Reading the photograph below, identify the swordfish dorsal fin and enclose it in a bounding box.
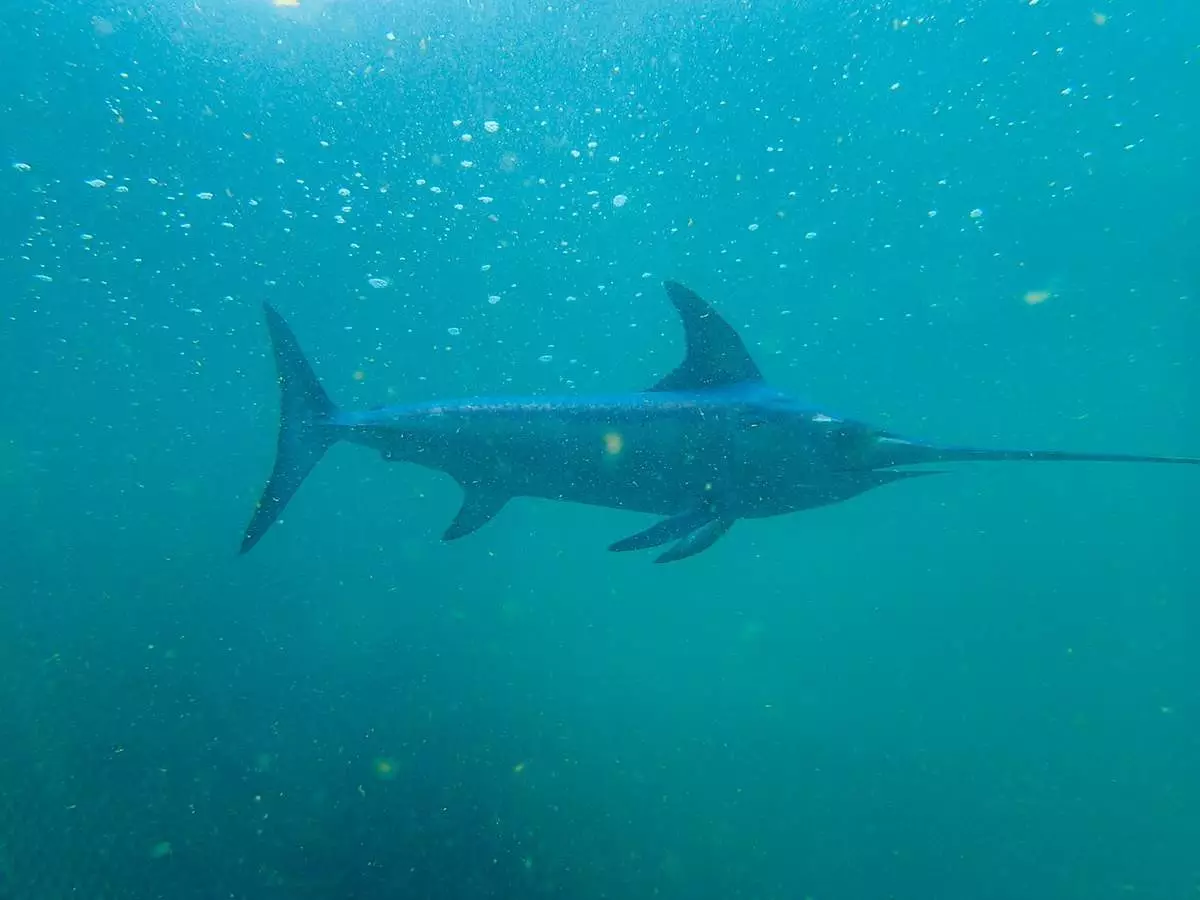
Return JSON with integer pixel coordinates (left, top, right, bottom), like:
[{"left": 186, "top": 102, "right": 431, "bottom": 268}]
[{"left": 646, "top": 281, "right": 764, "bottom": 392}]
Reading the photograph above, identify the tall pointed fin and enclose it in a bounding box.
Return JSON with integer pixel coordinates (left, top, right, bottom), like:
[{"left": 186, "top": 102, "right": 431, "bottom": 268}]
[
  {"left": 443, "top": 483, "right": 510, "bottom": 541},
  {"left": 647, "top": 281, "right": 763, "bottom": 392},
  {"left": 240, "top": 304, "right": 340, "bottom": 554}
]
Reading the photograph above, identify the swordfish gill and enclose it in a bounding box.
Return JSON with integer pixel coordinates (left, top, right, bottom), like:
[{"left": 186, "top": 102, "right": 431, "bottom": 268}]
[{"left": 240, "top": 281, "right": 1198, "bottom": 563}]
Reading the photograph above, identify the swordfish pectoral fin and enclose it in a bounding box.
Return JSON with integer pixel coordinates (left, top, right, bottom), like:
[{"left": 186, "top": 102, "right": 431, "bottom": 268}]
[
  {"left": 655, "top": 517, "right": 735, "bottom": 565},
  {"left": 442, "top": 483, "right": 511, "bottom": 541},
  {"left": 608, "top": 507, "right": 713, "bottom": 553}
]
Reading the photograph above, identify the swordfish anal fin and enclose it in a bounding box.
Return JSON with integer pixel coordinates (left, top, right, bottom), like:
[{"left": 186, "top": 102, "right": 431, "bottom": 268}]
[
  {"left": 443, "top": 483, "right": 511, "bottom": 541},
  {"left": 646, "top": 281, "right": 764, "bottom": 392}
]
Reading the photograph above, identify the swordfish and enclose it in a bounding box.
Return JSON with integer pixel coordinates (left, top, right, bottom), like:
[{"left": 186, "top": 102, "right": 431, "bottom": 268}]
[{"left": 240, "top": 281, "right": 1198, "bottom": 562}]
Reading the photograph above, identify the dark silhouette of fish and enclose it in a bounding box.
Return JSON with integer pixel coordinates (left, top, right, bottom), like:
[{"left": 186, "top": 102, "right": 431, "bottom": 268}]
[{"left": 241, "top": 281, "right": 1198, "bottom": 562}]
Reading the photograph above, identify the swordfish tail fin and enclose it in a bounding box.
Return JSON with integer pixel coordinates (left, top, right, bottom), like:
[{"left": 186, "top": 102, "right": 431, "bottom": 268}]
[{"left": 240, "top": 304, "right": 340, "bottom": 554}]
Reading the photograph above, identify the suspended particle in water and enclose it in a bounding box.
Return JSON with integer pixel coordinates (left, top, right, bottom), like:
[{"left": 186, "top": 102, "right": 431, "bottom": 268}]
[
  {"left": 487, "top": 295, "right": 501, "bottom": 305},
  {"left": 447, "top": 327, "right": 461, "bottom": 336},
  {"left": 372, "top": 757, "right": 398, "bottom": 780},
  {"left": 86, "top": 178, "right": 107, "bottom": 188},
  {"left": 196, "top": 191, "right": 214, "bottom": 200},
  {"left": 367, "top": 276, "right": 391, "bottom": 289},
  {"left": 611, "top": 194, "right": 628, "bottom": 208},
  {"left": 1023, "top": 289, "right": 1052, "bottom": 306},
  {"left": 483, "top": 120, "right": 500, "bottom": 133}
]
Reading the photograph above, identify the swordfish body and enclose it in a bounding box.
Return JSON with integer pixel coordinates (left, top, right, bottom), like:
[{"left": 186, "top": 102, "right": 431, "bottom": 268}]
[{"left": 241, "top": 281, "right": 1199, "bottom": 563}]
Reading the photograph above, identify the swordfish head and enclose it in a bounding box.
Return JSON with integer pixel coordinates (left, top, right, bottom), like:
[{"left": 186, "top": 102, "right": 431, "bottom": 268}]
[{"left": 239, "top": 280, "right": 1198, "bottom": 563}]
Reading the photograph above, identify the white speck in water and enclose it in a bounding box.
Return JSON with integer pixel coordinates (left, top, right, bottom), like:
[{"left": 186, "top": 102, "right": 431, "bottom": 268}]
[
  {"left": 12, "top": 162, "right": 31, "bottom": 172},
  {"left": 487, "top": 295, "right": 501, "bottom": 305},
  {"left": 483, "top": 120, "right": 500, "bottom": 133},
  {"left": 447, "top": 326, "right": 462, "bottom": 336},
  {"left": 86, "top": 178, "right": 107, "bottom": 188},
  {"left": 367, "top": 276, "right": 391, "bottom": 289},
  {"left": 537, "top": 354, "right": 553, "bottom": 363},
  {"left": 611, "top": 193, "right": 628, "bottom": 208},
  {"left": 196, "top": 191, "right": 214, "bottom": 200}
]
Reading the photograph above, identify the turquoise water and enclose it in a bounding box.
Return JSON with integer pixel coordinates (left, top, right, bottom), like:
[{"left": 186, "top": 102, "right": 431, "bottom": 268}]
[{"left": 1, "top": 1, "right": 1197, "bottom": 898}]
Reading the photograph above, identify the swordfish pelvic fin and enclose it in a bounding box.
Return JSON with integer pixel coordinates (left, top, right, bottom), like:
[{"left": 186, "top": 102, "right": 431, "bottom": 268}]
[
  {"left": 654, "top": 516, "right": 735, "bottom": 564},
  {"left": 240, "top": 304, "right": 341, "bottom": 554},
  {"left": 608, "top": 500, "right": 737, "bottom": 563},
  {"left": 608, "top": 506, "right": 714, "bottom": 553},
  {"left": 646, "top": 281, "right": 764, "bottom": 392}
]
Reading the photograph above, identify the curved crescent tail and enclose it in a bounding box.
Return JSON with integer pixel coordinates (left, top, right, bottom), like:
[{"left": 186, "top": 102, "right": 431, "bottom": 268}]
[{"left": 240, "top": 304, "right": 339, "bottom": 554}]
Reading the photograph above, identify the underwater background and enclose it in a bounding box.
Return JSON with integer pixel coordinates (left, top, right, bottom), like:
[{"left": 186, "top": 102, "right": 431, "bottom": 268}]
[{"left": 1, "top": 0, "right": 1197, "bottom": 898}]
